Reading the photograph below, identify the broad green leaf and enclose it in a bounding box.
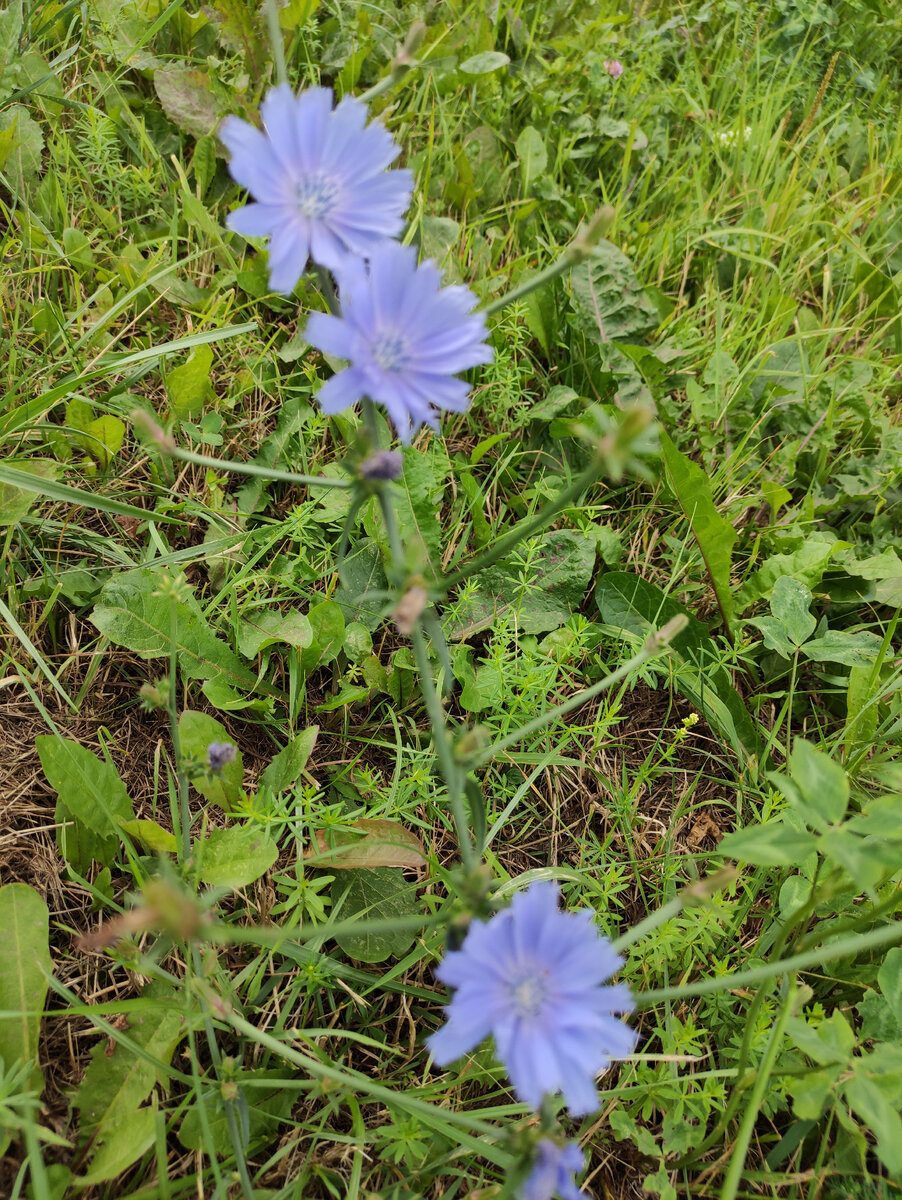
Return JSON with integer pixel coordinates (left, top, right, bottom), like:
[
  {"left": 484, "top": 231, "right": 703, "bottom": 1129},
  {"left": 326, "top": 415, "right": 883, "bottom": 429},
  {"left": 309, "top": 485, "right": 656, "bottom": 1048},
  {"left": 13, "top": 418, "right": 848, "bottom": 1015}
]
[
  {"left": 595, "top": 571, "right": 764, "bottom": 762},
  {"left": 568, "top": 240, "right": 657, "bottom": 343},
  {"left": 77, "top": 1106, "right": 156, "bottom": 1186},
  {"left": 785, "top": 1011, "right": 854, "bottom": 1066},
  {"left": 75, "top": 995, "right": 184, "bottom": 1134},
  {"left": 448, "top": 530, "right": 596, "bottom": 638},
  {"left": 178, "top": 710, "right": 243, "bottom": 809},
  {"left": 154, "top": 68, "right": 224, "bottom": 140},
  {"left": 0, "top": 458, "right": 58, "bottom": 526},
  {"left": 419, "top": 215, "right": 460, "bottom": 266},
  {"left": 258, "top": 726, "right": 318, "bottom": 794},
  {"left": 66, "top": 400, "right": 126, "bottom": 468},
  {"left": 166, "top": 344, "right": 214, "bottom": 419},
  {"left": 37, "top": 736, "right": 134, "bottom": 870},
  {"left": 204, "top": 0, "right": 265, "bottom": 74},
  {"left": 238, "top": 609, "right": 313, "bottom": 658},
  {"left": 118, "top": 818, "right": 177, "bottom": 854},
  {"left": 516, "top": 125, "right": 547, "bottom": 190},
  {"left": 300, "top": 600, "right": 346, "bottom": 673},
  {"left": 820, "top": 829, "right": 886, "bottom": 891},
  {"left": 802, "top": 629, "right": 883, "bottom": 667},
  {"left": 363, "top": 442, "right": 450, "bottom": 579},
  {"left": 735, "top": 537, "right": 845, "bottom": 612},
  {"left": 660, "top": 431, "right": 737, "bottom": 634},
  {"left": 458, "top": 50, "right": 510, "bottom": 74},
  {"left": 789, "top": 740, "right": 848, "bottom": 826},
  {"left": 845, "top": 1073, "right": 902, "bottom": 1175},
  {"left": 197, "top": 825, "right": 279, "bottom": 889},
  {"left": 331, "top": 868, "right": 420, "bottom": 963},
  {"left": 0, "top": 884, "right": 51, "bottom": 1090},
  {"left": 0, "top": 105, "right": 43, "bottom": 192},
  {"left": 789, "top": 1069, "right": 837, "bottom": 1120},
  {"left": 306, "top": 819, "right": 427, "bottom": 870},
  {"left": 91, "top": 569, "right": 265, "bottom": 695},
  {"left": 745, "top": 614, "right": 795, "bottom": 658},
  {"left": 717, "top": 821, "right": 817, "bottom": 866},
  {"left": 878, "top": 948, "right": 902, "bottom": 1027},
  {"left": 0, "top": 0, "right": 23, "bottom": 85},
  {"left": 769, "top": 576, "right": 815, "bottom": 646},
  {"left": 334, "top": 539, "right": 389, "bottom": 630}
]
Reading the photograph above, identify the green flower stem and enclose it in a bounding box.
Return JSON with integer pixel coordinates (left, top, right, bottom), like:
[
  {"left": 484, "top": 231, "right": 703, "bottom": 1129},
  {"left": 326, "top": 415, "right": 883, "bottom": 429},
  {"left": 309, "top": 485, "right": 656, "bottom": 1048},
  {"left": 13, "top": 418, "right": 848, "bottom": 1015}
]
[
  {"left": 468, "top": 634, "right": 672, "bottom": 771},
  {"left": 358, "top": 22, "right": 426, "bottom": 105},
  {"left": 208, "top": 910, "right": 446, "bottom": 950},
  {"left": 633, "top": 919, "right": 902, "bottom": 1007},
  {"left": 165, "top": 444, "right": 353, "bottom": 490},
  {"left": 438, "top": 458, "right": 601, "bottom": 596},
  {"left": 719, "top": 980, "right": 797, "bottom": 1200},
  {"left": 264, "top": 0, "right": 289, "bottom": 89},
  {"left": 224, "top": 1009, "right": 512, "bottom": 1152},
  {"left": 480, "top": 206, "right": 615, "bottom": 318},
  {"left": 611, "top": 895, "right": 684, "bottom": 955},
  {"left": 412, "top": 623, "right": 477, "bottom": 873}
]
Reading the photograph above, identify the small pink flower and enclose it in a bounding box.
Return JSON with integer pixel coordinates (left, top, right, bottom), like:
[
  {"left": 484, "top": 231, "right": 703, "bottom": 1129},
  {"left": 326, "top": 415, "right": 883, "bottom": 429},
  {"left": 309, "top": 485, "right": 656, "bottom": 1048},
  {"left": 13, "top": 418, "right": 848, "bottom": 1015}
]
[{"left": 603, "top": 59, "right": 624, "bottom": 79}]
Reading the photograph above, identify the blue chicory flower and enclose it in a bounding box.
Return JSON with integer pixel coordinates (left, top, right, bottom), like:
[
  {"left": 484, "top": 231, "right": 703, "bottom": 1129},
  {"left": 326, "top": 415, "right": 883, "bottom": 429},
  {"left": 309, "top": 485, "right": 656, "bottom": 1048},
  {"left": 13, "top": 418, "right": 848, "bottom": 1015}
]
[
  {"left": 520, "top": 1139, "right": 585, "bottom": 1200},
  {"left": 427, "top": 881, "right": 636, "bottom": 1116},
  {"left": 220, "top": 85, "right": 413, "bottom": 294},
  {"left": 305, "top": 242, "right": 493, "bottom": 441}
]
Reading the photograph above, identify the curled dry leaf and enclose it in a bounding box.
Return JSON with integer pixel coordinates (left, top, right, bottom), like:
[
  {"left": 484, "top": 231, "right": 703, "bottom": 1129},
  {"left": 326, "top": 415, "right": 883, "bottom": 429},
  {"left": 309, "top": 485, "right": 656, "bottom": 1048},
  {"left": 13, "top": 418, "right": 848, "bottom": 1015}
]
[{"left": 305, "top": 818, "right": 427, "bottom": 870}]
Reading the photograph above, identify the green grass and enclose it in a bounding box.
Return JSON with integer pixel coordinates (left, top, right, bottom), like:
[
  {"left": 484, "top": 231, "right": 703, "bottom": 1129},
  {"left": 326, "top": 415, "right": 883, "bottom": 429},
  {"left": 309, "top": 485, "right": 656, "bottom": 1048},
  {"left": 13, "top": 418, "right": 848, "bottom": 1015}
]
[{"left": 1, "top": 1, "right": 901, "bottom": 1198}]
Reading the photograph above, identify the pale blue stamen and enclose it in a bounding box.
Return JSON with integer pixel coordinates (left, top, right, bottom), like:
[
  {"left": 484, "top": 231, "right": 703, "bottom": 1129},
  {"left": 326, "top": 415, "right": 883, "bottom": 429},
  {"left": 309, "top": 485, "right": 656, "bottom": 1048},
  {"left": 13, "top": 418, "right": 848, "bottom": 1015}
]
[{"left": 294, "top": 172, "right": 340, "bottom": 220}]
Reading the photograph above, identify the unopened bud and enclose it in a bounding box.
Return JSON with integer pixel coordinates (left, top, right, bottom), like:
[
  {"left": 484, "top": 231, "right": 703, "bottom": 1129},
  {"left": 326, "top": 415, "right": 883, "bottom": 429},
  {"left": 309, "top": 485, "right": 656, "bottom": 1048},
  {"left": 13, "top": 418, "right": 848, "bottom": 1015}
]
[
  {"left": 131, "top": 407, "right": 176, "bottom": 453},
  {"left": 644, "top": 614, "right": 689, "bottom": 654},
  {"left": 392, "top": 584, "right": 429, "bottom": 635},
  {"left": 567, "top": 206, "right": 616, "bottom": 262},
  {"left": 360, "top": 450, "right": 403, "bottom": 481}
]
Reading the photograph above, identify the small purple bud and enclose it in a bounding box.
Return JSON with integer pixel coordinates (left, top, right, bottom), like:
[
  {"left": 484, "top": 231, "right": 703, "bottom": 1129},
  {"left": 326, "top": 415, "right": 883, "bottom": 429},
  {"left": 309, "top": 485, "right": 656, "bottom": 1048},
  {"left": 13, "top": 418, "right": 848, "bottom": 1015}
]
[
  {"left": 207, "top": 742, "right": 237, "bottom": 774},
  {"left": 603, "top": 59, "right": 624, "bottom": 79},
  {"left": 360, "top": 450, "right": 403, "bottom": 481}
]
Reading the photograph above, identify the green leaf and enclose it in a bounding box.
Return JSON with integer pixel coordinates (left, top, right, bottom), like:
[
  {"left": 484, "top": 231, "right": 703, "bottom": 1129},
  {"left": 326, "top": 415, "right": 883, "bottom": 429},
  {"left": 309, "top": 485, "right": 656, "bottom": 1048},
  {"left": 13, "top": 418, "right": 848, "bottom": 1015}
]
[
  {"left": 878, "top": 948, "right": 902, "bottom": 1028},
  {"left": 789, "top": 1069, "right": 837, "bottom": 1120},
  {"left": 717, "top": 821, "right": 818, "bottom": 866},
  {"left": 238, "top": 609, "right": 313, "bottom": 658},
  {"left": 660, "top": 430, "right": 737, "bottom": 634},
  {"left": 595, "top": 571, "right": 764, "bottom": 762},
  {"left": 458, "top": 50, "right": 510, "bottom": 74},
  {"left": 0, "top": 458, "right": 58, "bottom": 526},
  {"left": 331, "top": 868, "right": 420, "bottom": 963},
  {"left": 735, "top": 537, "right": 845, "bottom": 612},
  {"left": 118, "top": 818, "right": 178, "bottom": 854},
  {"left": 785, "top": 1011, "right": 855, "bottom": 1066},
  {"left": 178, "top": 710, "right": 243, "bottom": 809},
  {"left": 36, "top": 736, "right": 134, "bottom": 870},
  {"left": 568, "top": 240, "right": 658, "bottom": 343},
  {"left": 448, "top": 530, "right": 596, "bottom": 637},
  {"left": 769, "top": 576, "right": 816, "bottom": 646},
  {"left": 306, "top": 819, "right": 427, "bottom": 870},
  {"left": 789, "top": 740, "right": 849, "bottom": 827},
  {"left": 166, "top": 344, "right": 214, "bottom": 419},
  {"left": 0, "top": 0, "right": 23, "bottom": 85},
  {"left": 0, "top": 884, "right": 51, "bottom": 1091},
  {"left": 845, "top": 1072, "right": 902, "bottom": 1175},
  {"left": 300, "top": 600, "right": 346, "bottom": 673},
  {"left": 197, "top": 825, "right": 279, "bottom": 889},
  {"left": 177, "top": 1068, "right": 295, "bottom": 1154},
  {"left": 334, "top": 540, "right": 389, "bottom": 630},
  {"left": 77, "top": 1106, "right": 156, "bottom": 1186},
  {"left": 91, "top": 569, "right": 266, "bottom": 695},
  {"left": 515, "top": 125, "right": 547, "bottom": 190},
  {"left": 0, "top": 105, "right": 43, "bottom": 192},
  {"left": 745, "top": 614, "right": 795, "bottom": 658},
  {"left": 258, "top": 726, "right": 318, "bottom": 795},
  {"left": 203, "top": 0, "right": 265, "bottom": 75},
  {"left": 154, "top": 68, "right": 224, "bottom": 140},
  {"left": 801, "top": 630, "right": 884, "bottom": 667}
]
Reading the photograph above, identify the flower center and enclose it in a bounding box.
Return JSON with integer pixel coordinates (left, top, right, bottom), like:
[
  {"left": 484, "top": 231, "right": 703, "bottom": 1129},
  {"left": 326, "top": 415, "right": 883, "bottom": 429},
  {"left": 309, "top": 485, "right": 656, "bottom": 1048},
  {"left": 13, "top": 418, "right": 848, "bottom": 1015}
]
[
  {"left": 294, "top": 171, "right": 340, "bottom": 221},
  {"left": 371, "top": 331, "right": 408, "bottom": 374},
  {"left": 508, "top": 972, "right": 549, "bottom": 1020}
]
